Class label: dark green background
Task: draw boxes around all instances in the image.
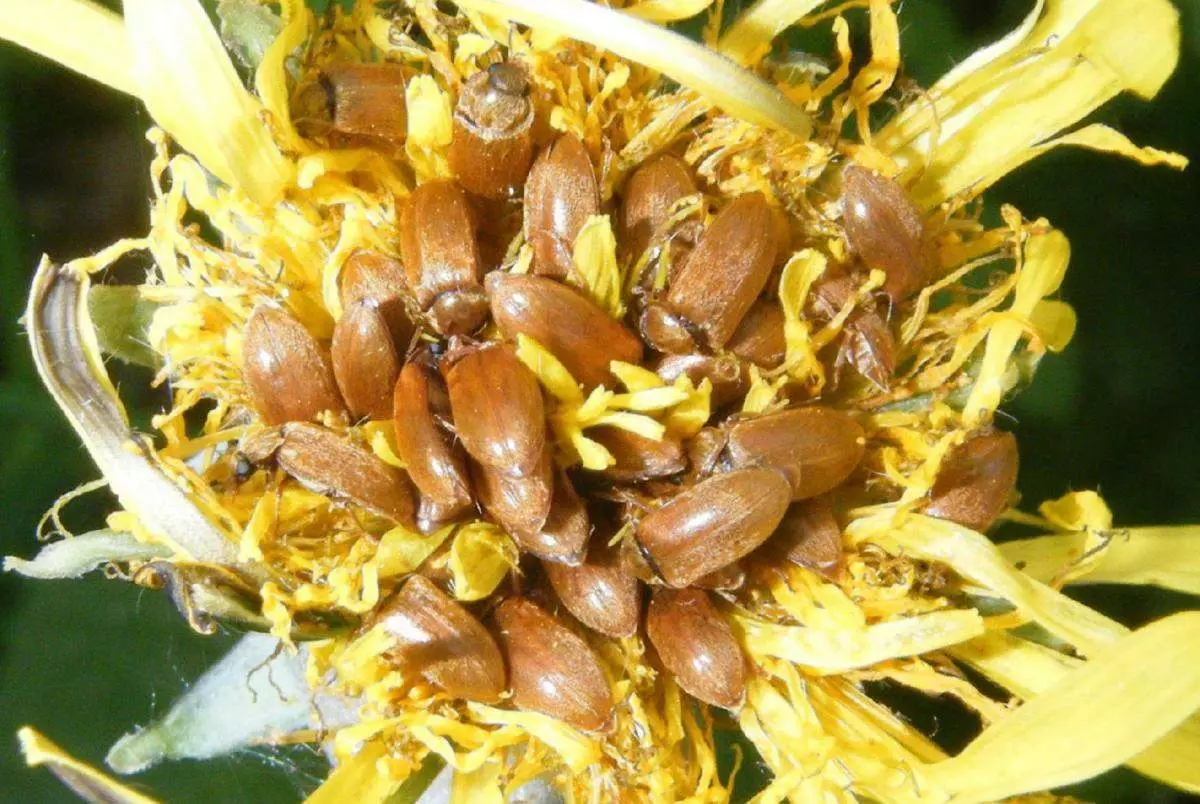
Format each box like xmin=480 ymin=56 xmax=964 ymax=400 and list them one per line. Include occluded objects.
xmin=1 ymin=1 xmax=1198 ymax=801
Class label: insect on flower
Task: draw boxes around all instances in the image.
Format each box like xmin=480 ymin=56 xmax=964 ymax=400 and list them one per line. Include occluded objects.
xmin=3 ymin=0 xmax=1198 ymax=802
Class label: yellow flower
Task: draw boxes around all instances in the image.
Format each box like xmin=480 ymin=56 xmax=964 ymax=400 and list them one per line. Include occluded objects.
xmin=3 ymin=0 xmax=1198 ymax=802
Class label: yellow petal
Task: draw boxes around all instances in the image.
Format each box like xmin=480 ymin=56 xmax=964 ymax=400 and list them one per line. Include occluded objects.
xmin=963 ymin=227 xmax=1069 ymax=424
xmin=876 ymin=0 xmax=1181 ymax=210
xmin=515 ymin=334 xmax=585 ymax=405
xmin=1028 ymin=299 xmax=1077 ymax=353
xmin=847 ymin=511 xmax=1123 ymax=656
xmin=375 ymin=523 xmax=455 ymax=578
xmin=926 ymin=612 xmax=1200 ymax=802
xmin=609 ymin=361 xmax=664 ymax=392
xmin=732 ymin=608 xmax=984 ymax=674
xmin=453 ymin=0 xmax=811 ymax=136
xmin=467 ymin=704 xmax=602 ymax=773
xmin=18 ymin=726 xmax=159 ymax=804
xmin=405 ymin=75 xmax=454 ymax=181
xmin=1001 ymin=525 xmax=1200 ymax=595
xmin=449 ymin=523 xmax=518 ymax=602
xmin=625 ymin=0 xmax=715 ymax=24
xmin=0 ymin=0 xmax=136 ymax=95
xmin=304 ymin=739 xmax=402 ymax=804
xmin=1030 ymin=122 xmax=1188 ymax=170
xmin=954 ymin=631 xmax=1200 ymax=794
xmin=452 ymin=758 xmax=504 ymax=804
xmin=124 ymin=0 xmax=292 ymax=206
xmin=570 ymin=215 xmax=625 ymax=319
xmin=717 ymin=0 xmax=827 ymax=66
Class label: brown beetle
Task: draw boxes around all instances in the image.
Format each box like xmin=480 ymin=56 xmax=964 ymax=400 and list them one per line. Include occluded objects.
xmin=398 ymin=180 xmax=489 ymax=335
xmin=655 ymin=354 xmax=747 ymax=409
xmin=692 ymin=561 xmax=746 ymax=592
xmin=925 ymin=430 xmax=1019 ymax=532
xmin=472 ymin=450 xmax=554 ymax=546
xmin=808 ymin=275 xmax=896 ymax=391
xmin=524 ymin=133 xmax=600 ymax=280
xmin=772 ymin=496 xmax=843 ymax=579
xmin=639 ymin=303 xmax=701 ymax=355
xmin=543 ymin=538 xmax=641 ymax=638
xmin=636 ymin=467 xmax=791 ymax=588
xmin=275 ymin=423 xmax=415 ymax=526
xmin=529 ymin=468 xmax=591 ymax=566
xmin=619 ymin=153 xmax=697 ymax=265
xmin=726 ymin=407 xmax=865 ymax=500
xmin=683 ymin=427 xmax=730 ymax=480
xmin=392 ymin=360 xmax=474 ymax=530
xmin=646 ymin=588 xmax=745 ymax=710
xmin=444 ymin=341 xmax=546 ymax=477
xmin=643 ymin=193 xmax=778 ymax=353
xmin=727 ymin=299 xmax=786 ymax=370
xmin=374 ymin=575 xmax=505 ymax=702
xmin=340 ymin=249 xmax=414 ymax=348
xmin=319 ymin=63 xmax=408 ymax=144
xmin=242 ymin=304 xmax=345 ymax=425
xmin=494 ymin=597 xmax=613 ymax=732
xmin=450 ymin=63 xmax=536 ymax=199
xmin=842 ymin=165 xmax=927 ymax=307
xmin=331 ymin=301 xmax=401 ymax=421
xmin=487 ymin=272 xmax=642 ymax=389
xmin=589 ymin=427 xmax=686 ymax=484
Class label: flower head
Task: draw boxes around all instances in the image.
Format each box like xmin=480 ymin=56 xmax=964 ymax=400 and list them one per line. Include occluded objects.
xmin=3 ymin=0 xmax=1198 ymax=802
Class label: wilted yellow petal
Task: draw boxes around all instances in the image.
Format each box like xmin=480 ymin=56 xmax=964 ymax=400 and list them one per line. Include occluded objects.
xmin=453 ymin=0 xmax=811 ymax=136
xmin=452 ymin=758 xmax=503 ymax=804
xmin=849 ymin=0 xmax=899 ymax=139
xmin=124 ymin=0 xmax=292 ymax=205
xmin=1031 ymin=123 xmax=1188 ymax=170
xmin=877 ymin=0 xmax=1181 ymax=210
xmin=449 ymin=523 xmax=517 ymax=601
xmin=18 ymin=727 xmax=159 ymax=804
xmin=848 ymin=512 xmax=1125 ymax=656
xmin=609 ymin=361 xmax=664 ymax=392
xmin=375 ymin=524 xmax=455 ymax=578
xmin=305 ymin=739 xmax=402 ymax=804
xmin=570 ymin=215 xmax=625 ymax=318
xmin=777 ymin=248 xmax=827 ymax=383
xmin=732 ymin=609 xmax=984 ymax=674
xmin=718 ymin=0 xmax=827 ymax=66
xmin=468 ymin=704 xmax=602 ymax=773
xmin=927 ymin=612 xmax=1200 ymax=802
xmin=963 ymin=227 xmax=1069 ymax=424
xmin=1001 ymin=525 xmax=1200 ymax=595
xmin=515 ymin=334 xmax=585 ymax=404
xmin=0 ymin=0 xmax=136 ymax=95
xmin=405 ymin=75 xmax=454 ymax=180
xmin=625 ymin=0 xmax=714 ymax=24
xmin=1027 ymin=299 xmax=1076 ymax=353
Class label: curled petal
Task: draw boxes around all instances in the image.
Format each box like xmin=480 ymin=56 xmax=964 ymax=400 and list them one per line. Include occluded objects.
xmin=25 ymin=260 xmax=238 ymax=565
